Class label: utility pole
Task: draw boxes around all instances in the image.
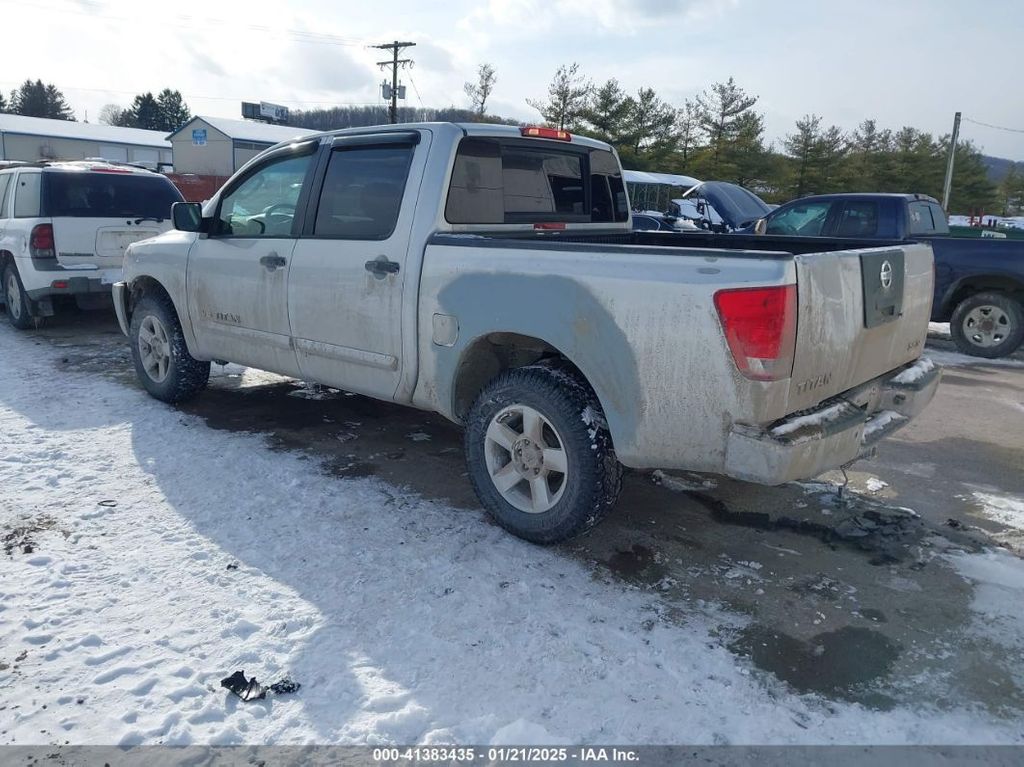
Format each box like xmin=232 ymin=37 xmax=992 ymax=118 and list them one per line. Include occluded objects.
xmin=373 ymin=40 xmax=415 ymax=124
xmin=942 ymin=111 xmax=962 ymax=211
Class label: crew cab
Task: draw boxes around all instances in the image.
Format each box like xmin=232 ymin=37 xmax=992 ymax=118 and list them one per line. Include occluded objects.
xmin=0 ymin=161 xmax=183 ymax=329
xmin=749 ymin=193 xmax=1024 ymax=358
xmin=111 ymin=124 xmax=940 ymax=543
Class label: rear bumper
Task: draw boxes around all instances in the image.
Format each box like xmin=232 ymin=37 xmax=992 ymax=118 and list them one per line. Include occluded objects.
xmin=23 ymin=268 xmax=122 ymax=300
xmin=723 ymin=357 xmax=941 ymax=485
xmin=112 ymin=281 xmax=130 ymax=336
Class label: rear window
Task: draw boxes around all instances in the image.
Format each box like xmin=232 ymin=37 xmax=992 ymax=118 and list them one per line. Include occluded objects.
xmin=42 ymin=171 xmax=183 ymax=220
xmin=445 ymin=137 xmax=628 ymax=225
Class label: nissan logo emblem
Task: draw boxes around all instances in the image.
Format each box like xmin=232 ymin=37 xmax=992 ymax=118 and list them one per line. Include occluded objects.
xmin=880 ymin=260 xmax=893 ymax=290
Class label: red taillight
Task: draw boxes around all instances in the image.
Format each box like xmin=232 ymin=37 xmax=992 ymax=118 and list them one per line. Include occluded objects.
xmin=51 ymin=280 xmax=68 ymax=289
xmin=520 ymin=126 xmax=572 ymax=141
xmin=714 ymin=284 xmax=797 ymax=381
xmin=30 ymin=224 xmax=55 ymax=258
xmin=533 ymin=222 xmax=566 ymax=230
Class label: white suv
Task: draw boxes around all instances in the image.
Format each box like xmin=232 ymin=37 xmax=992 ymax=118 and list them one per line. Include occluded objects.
xmin=0 ymin=161 xmax=183 ymax=329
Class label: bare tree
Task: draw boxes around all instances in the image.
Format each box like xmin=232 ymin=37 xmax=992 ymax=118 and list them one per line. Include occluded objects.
xmin=98 ymin=103 xmax=125 ymax=126
xmin=464 ymin=63 xmax=497 ymax=119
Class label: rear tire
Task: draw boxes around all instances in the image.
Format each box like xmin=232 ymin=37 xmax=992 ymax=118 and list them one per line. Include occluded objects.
xmin=949 ymin=292 xmax=1024 ymax=359
xmin=3 ymin=263 xmax=35 ymax=330
xmin=465 ymin=360 xmax=622 ymax=544
xmin=129 ymin=292 xmax=210 ymax=403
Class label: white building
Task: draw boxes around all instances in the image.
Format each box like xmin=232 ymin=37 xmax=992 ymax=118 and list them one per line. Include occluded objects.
xmin=167 ymin=116 xmax=316 ymax=176
xmin=0 ymin=114 xmax=172 ymax=168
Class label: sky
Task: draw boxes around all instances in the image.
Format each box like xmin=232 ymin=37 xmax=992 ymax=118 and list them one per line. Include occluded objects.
xmin=3 ymin=0 xmax=1024 ymax=160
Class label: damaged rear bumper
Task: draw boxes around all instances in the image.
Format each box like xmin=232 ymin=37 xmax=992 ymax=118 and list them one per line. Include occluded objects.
xmin=724 ymin=357 xmax=941 ymax=485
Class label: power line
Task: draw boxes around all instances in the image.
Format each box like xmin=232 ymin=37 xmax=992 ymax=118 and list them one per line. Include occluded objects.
xmin=407 ymin=73 xmax=426 ymax=109
xmin=963 ymin=116 xmax=1024 ymax=135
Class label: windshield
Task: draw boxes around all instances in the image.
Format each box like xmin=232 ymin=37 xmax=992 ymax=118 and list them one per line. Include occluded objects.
xmin=43 ymin=171 xmax=183 ymax=220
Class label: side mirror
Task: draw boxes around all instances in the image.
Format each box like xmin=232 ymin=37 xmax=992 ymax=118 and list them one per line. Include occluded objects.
xmin=754 ymin=217 xmax=767 ymax=235
xmin=172 ymin=201 xmax=204 ymax=233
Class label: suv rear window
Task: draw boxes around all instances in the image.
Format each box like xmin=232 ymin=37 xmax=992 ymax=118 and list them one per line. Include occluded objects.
xmin=42 ymin=171 xmax=183 ymax=220
xmin=445 ymin=137 xmax=628 ymax=225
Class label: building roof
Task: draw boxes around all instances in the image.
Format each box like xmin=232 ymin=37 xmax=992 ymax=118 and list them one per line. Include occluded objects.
xmin=169 ymin=116 xmax=317 ymax=145
xmin=0 ymin=113 xmax=171 ymax=148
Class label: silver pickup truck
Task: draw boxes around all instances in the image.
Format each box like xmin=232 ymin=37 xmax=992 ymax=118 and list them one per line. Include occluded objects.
xmin=113 ymin=123 xmax=940 ymax=543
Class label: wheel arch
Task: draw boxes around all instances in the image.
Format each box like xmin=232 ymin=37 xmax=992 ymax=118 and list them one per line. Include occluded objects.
xmin=127 ymin=275 xmax=204 ymax=359
xmin=451 ymin=331 xmax=619 ymax=449
xmin=939 ymin=273 xmax=1024 ymax=319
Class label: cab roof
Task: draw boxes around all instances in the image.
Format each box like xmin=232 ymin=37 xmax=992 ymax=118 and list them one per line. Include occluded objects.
xmin=264 ymin=122 xmax=615 ymax=154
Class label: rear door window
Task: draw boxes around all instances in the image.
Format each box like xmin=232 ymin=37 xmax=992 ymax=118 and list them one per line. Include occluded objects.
xmin=833 ymin=201 xmax=879 ymax=237
xmin=43 ymin=171 xmax=183 ymax=220
xmin=446 ymin=138 xmax=627 ymax=224
xmin=765 ymin=200 xmax=832 ymax=236
xmin=13 ymin=172 xmax=41 ymax=217
xmin=313 ymin=145 xmax=413 ymax=240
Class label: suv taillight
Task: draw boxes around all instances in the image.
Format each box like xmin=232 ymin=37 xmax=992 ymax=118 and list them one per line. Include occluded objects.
xmin=714 ymin=284 xmax=797 ymax=381
xmin=29 ymin=224 xmax=55 ymax=259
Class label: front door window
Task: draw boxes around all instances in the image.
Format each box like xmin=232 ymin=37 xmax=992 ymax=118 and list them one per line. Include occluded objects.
xmin=214 ymin=153 xmax=313 ymax=238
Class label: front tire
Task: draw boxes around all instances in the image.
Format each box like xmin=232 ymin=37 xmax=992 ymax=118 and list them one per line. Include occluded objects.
xmin=950 ymin=292 xmax=1024 ymax=359
xmin=129 ymin=292 xmax=210 ymax=403
xmin=465 ymin=361 xmax=622 ymax=544
xmin=4 ymin=263 xmax=35 ymax=330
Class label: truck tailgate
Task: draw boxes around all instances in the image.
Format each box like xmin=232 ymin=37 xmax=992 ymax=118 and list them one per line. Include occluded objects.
xmin=787 ymin=242 xmax=934 ymax=412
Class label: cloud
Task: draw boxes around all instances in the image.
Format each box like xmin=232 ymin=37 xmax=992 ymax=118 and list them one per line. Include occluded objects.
xmin=459 ymin=0 xmax=738 ymax=36
xmin=276 ymin=41 xmax=377 ymax=96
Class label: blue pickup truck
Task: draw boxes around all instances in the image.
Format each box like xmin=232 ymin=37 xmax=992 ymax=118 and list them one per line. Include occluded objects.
xmin=747 ymin=193 xmax=1024 ymax=358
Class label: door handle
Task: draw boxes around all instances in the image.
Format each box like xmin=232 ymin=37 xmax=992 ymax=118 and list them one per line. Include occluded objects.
xmin=260 ymin=253 xmax=287 ymax=271
xmin=364 ymin=256 xmax=400 ymax=278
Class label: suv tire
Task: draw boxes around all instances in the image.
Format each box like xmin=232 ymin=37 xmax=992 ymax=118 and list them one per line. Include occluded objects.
xmin=465 ymin=360 xmax=622 ymax=544
xmin=129 ymin=291 xmax=210 ymax=403
xmin=4 ymin=263 xmax=35 ymax=330
xmin=950 ymin=292 xmax=1024 ymax=359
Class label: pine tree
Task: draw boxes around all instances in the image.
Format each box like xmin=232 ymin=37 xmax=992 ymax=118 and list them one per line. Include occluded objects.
xmin=945 ymin=138 xmax=999 ymax=214
xmin=527 ymin=63 xmax=592 ymax=131
xmin=125 ymin=92 xmax=162 ymax=130
xmin=156 ymin=89 xmax=191 ymax=132
xmin=998 ymin=166 xmax=1024 ymax=215
xmin=464 ymin=64 xmax=497 ymax=120
xmin=619 ymin=88 xmax=678 ymax=168
xmin=675 ymin=99 xmax=703 ymax=166
xmin=693 ymin=78 xmax=758 ymax=176
xmin=584 ymin=79 xmax=632 ymax=145
xmin=783 ymin=114 xmax=822 ymax=197
xmin=0 ymin=91 xmax=7 ymax=113
xmin=10 ymin=79 xmax=75 ymax=120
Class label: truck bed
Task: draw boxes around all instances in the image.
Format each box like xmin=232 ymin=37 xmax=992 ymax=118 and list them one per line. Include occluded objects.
xmin=433 ymin=230 xmax=906 ymax=256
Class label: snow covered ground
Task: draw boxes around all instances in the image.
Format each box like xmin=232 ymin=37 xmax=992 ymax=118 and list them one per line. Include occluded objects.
xmin=2 ymin=327 xmax=1024 ymax=745
xmin=926 ymin=322 xmax=1024 ymax=369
